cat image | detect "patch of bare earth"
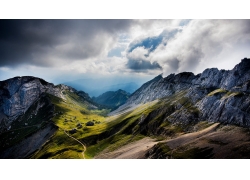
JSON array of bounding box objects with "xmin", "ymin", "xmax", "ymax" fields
[
  {"xmin": 95, "ymin": 137, "xmax": 158, "ymax": 159},
  {"xmin": 184, "ymin": 125, "xmax": 250, "ymax": 158},
  {"xmin": 166, "ymin": 123, "xmax": 220, "ymax": 149},
  {"xmin": 95, "ymin": 123, "xmax": 250, "ymax": 159}
]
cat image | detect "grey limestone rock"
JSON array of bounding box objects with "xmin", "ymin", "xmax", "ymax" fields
[
  {"xmin": 118, "ymin": 58, "xmax": 250, "ymax": 127},
  {"xmin": 0, "ymin": 76, "xmax": 79, "ymax": 126}
]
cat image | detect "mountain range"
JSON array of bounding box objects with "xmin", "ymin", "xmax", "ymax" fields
[
  {"xmin": 63, "ymin": 79, "xmax": 139, "ymax": 97},
  {"xmin": 1, "ymin": 58, "xmax": 250, "ymax": 159}
]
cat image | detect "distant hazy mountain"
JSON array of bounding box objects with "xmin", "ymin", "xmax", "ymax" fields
[
  {"xmin": 92, "ymin": 89, "xmax": 130, "ymax": 109},
  {"xmin": 63, "ymin": 79, "xmax": 139, "ymax": 97}
]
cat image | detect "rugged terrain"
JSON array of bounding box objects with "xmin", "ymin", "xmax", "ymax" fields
[
  {"xmin": 1, "ymin": 58, "xmax": 250, "ymax": 159},
  {"xmin": 113, "ymin": 58, "xmax": 250, "ymax": 127},
  {"xmin": 0, "ymin": 76, "xmax": 108, "ymax": 158},
  {"xmin": 95, "ymin": 58, "xmax": 250, "ymax": 159}
]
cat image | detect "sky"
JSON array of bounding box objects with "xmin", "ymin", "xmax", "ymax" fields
[
  {"xmin": 1, "ymin": 0, "xmax": 250, "ymax": 177},
  {"xmin": 0, "ymin": 19, "xmax": 250, "ymax": 87}
]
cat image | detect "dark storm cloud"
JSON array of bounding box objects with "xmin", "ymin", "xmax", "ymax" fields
[
  {"xmin": 125, "ymin": 29, "xmax": 179, "ymax": 72},
  {"xmin": 128, "ymin": 35, "xmax": 163, "ymax": 53},
  {"xmin": 127, "ymin": 59, "xmax": 162, "ymax": 71},
  {"xmin": 0, "ymin": 19, "xmax": 133, "ymax": 67},
  {"xmin": 127, "ymin": 29, "xmax": 179, "ymax": 54}
]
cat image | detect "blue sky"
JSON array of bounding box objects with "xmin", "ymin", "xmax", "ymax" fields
[{"xmin": 0, "ymin": 19, "xmax": 250, "ymax": 86}]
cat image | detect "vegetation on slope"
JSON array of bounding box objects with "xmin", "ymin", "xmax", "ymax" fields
[
  {"xmin": 17, "ymin": 87, "xmax": 244, "ymax": 159},
  {"xmin": 31, "ymin": 91, "xmax": 110, "ymax": 159}
]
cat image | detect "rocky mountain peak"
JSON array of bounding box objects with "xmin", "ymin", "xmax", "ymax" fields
[
  {"xmin": 112, "ymin": 58, "xmax": 250, "ymax": 127},
  {"xmin": 0, "ymin": 76, "xmax": 92, "ymax": 123}
]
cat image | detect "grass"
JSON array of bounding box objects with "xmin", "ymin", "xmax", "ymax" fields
[
  {"xmin": 208, "ymin": 89, "xmax": 228, "ymax": 96},
  {"xmin": 31, "ymin": 90, "xmax": 160, "ymax": 159},
  {"xmin": 224, "ymin": 91, "xmax": 244, "ymax": 98},
  {"xmin": 206, "ymin": 88, "xmax": 245, "ymax": 100},
  {"xmin": 32, "ymin": 129, "xmax": 84, "ymax": 159},
  {"xmin": 208, "ymin": 88, "xmax": 244, "ymax": 99},
  {"xmin": 48, "ymin": 93, "xmax": 106, "ymax": 131},
  {"xmin": 29, "ymin": 89, "xmax": 208, "ymax": 159},
  {"xmin": 31, "ymin": 92, "xmax": 109, "ymax": 158}
]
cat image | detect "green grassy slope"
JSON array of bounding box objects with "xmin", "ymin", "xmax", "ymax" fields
[
  {"xmin": 31, "ymin": 88, "xmax": 169, "ymax": 159},
  {"xmin": 29, "ymin": 89, "xmax": 226, "ymax": 159}
]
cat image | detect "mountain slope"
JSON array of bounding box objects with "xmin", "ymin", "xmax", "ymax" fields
[
  {"xmin": 92, "ymin": 89, "xmax": 130, "ymax": 109},
  {"xmin": 1, "ymin": 58, "xmax": 250, "ymax": 159},
  {"xmin": 112, "ymin": 58, "xmax": 250, "ymax": 127},
  {"xmin": 0, "ymin": 76, "xmax": 108, "ymax": 158},
  {"xmin": 92, "ymin": 58, "xmax": 250, "ymax": 159}
]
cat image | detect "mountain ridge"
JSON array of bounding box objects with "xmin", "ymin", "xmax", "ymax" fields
[
  {"xmin": 111, "ymin": 58, "xmax": 250, "ymax": 127},
  {"xmin": 1, "ymin": 58, "xmax": 250, "ymax": 159},
  {"xmin": 0, "ymin": 76, "xmax": 99, "ymax": 124}
]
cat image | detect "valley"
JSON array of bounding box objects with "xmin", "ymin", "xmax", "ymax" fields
[{"xmin": 1, "ymin": 58, "xmax": 250, "ymax": 159}]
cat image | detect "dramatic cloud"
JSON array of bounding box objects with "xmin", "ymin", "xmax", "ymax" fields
[
  {"xmin": 149, "ymin": 20, "xmax": 250, "ymax": 75},
  {"xmin": 0, "ymin": 19, "xmax": 133, "ymax": 67},
  {"xmin": 125, "ymin": 29, "xmax": 180, "ymax": 72},
  {"xmin": 125, "ymin": 46, "xmax": 162, "ymax": 72},
  {"xmin": 1, "ymin": 19, "xmax": 250, "ymax": 86},
  {"xmin": 127, "ymin": 59, "xmax": 162, "ymax": 71},
  {"xmin": 127, "ymin": 29, "xmax": 179, "ymax": 54}
]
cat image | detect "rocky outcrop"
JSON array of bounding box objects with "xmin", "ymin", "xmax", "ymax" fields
[
  {"xmin": 0, "ymin": 77, "xmax": 59, "ymax": 121},
  {"xmin": 195, "ymin": 91, "xmax": 250, "ymax": 127},
  {"xmin": 0, "ymin": 76, "xmax": 102, "ymax": 158},
  {"xmin": 112, "ymin": 72, "xmax": 196, "ymax": 115},
  {"xmin": 0, "ymin": 76, "xmax": 96, "ymax": 124},
  {"xmin": 114, "ymin": 58, "xmax": 250, "ymax": 127},
  {"xmin": 125, "ymin": 72, "xmax": 195, "ymax": 105}
]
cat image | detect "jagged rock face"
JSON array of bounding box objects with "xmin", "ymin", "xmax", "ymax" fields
[
  {"xmin": 2, "ymin": 78, "xmax": 46, "ymax": 120},
  {"xmin": 192, "ymin": 68, "xmax": 228, "ymax": 88},
  {"xmin": 124, "ymin": 72, "xmax": 196, "ymax": 106},
  {"xmin": 0, "ymin": 76, "xmax": 87, "ymax": 123},
  {"xmin": 189, "ymin": 58, "xmax": 250, "ymax": 127},
  {"xmin": 196, "ymin": 92, "xmax": 250, "ymax": 126},
  {"xmin": 119, "ymin": 58, "xmax": 250, "ymax": 127},
  {"xmin": 221, "ymin": 58, "xmax": 250, "ymax": 90}
]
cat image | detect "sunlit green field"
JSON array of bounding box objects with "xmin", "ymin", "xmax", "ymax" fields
[
  {"xmin": 31, "ymin": 90, "xmax": 161, "ymax": 159},
  {"xmin": 31, "ymin": 88, "xmax": 199, "ymax": 159}
]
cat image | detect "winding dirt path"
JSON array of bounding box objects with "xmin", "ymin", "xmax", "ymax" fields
[{"xmin": 63, "ymin": 130, "xmax": 86, "ymax": 159}]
